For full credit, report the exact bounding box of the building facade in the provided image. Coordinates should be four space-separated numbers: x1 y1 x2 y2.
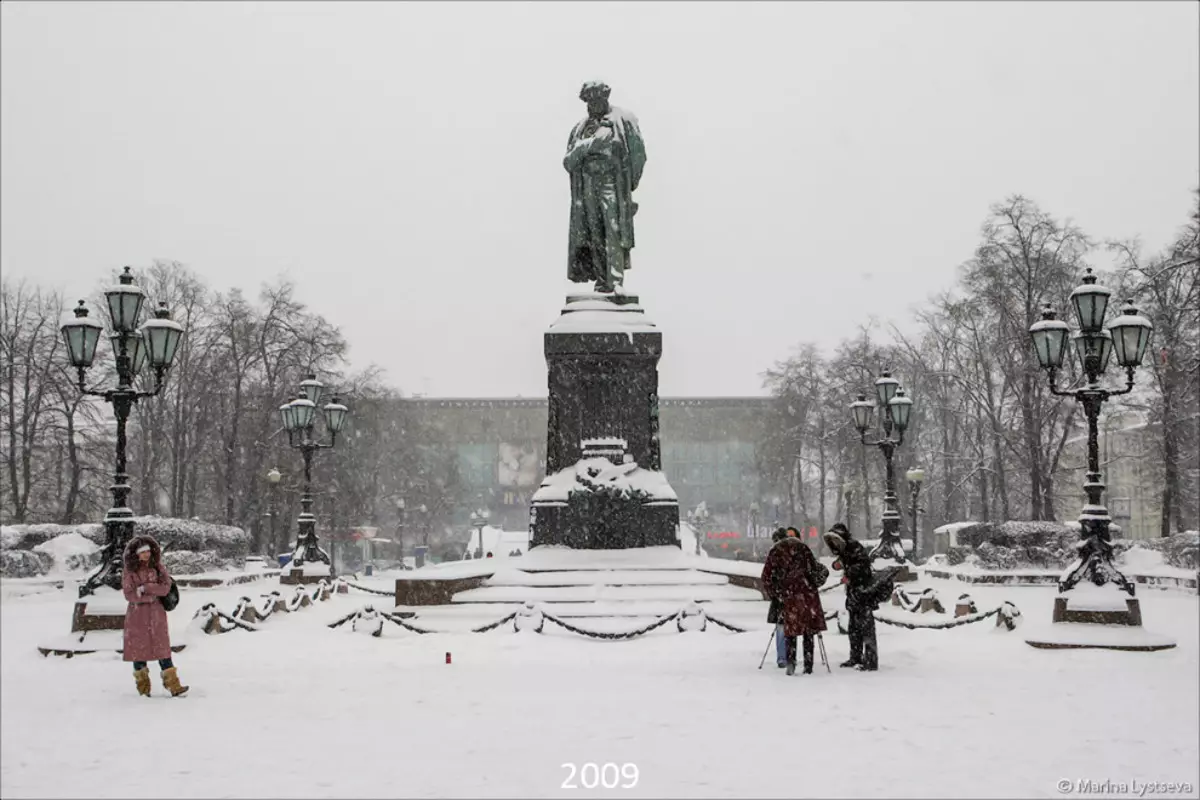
406 397 774 537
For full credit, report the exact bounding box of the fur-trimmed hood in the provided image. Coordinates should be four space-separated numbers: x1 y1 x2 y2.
123 534 163 571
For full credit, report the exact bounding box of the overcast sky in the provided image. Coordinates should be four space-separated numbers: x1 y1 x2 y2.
3 2 1197 397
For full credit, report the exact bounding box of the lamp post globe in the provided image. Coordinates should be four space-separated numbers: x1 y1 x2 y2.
855 370 915 575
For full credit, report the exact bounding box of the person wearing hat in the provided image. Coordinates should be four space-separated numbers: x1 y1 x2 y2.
762 527 828 675
824 523 881 671
122 535 188 696
765 528 789 667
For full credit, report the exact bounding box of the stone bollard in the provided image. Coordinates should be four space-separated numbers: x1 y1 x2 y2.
955 593 978 618
918 589 945 614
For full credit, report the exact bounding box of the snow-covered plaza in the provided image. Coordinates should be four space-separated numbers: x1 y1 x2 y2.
3 567 1197 799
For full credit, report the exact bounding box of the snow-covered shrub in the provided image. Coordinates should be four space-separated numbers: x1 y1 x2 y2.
1127 532 1200 571
0 550 53 578
161 550 243 575
0 523 106 551
131 516 249 558
33 532 102 572
946 546 972 566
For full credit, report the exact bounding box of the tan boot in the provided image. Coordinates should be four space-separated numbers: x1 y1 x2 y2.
134 667 151 697
161 666 189 697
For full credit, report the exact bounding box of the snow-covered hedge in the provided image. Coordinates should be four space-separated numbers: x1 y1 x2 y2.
941 521 1198 573
1 516 249 578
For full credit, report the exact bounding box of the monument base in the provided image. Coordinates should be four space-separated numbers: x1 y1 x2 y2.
533 292 680 550
1025 589 1176 651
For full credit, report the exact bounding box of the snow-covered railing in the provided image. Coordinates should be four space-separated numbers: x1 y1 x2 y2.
329 601 750 639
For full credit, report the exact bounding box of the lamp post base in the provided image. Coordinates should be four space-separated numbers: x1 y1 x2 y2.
1024 594 1176 652
280 565 334 585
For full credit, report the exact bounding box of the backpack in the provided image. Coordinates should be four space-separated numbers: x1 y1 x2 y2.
811 561 830 589
159 579 180 612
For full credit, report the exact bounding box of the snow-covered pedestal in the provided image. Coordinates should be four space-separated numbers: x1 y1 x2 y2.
1025 582 1177 652
280 560 334 586
531 293 679 549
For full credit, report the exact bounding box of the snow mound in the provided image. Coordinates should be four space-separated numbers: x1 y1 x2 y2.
32 533 102 573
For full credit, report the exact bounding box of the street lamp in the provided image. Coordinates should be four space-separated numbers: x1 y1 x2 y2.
1028 270 1153 600
770 496 782 528
265 467 281 558
278 372 348 579
395 498 407 569
850 368 915 567
60 267 185 600
905 466 925 561
687 503 711 556
749 501 761 541
470 508 490 558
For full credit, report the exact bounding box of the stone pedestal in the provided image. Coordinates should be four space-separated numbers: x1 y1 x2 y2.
1025 587 1176 651
531 293 679 549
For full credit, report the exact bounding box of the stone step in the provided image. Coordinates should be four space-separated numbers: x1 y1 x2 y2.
399 598 766 620
481 568 730 587
452 582 762 604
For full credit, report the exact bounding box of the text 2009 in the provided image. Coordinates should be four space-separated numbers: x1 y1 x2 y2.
561 763 639 789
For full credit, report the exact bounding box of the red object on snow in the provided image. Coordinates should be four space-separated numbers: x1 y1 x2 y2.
445 652 452 664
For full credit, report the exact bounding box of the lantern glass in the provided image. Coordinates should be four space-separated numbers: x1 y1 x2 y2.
1069 268 1112 332
905 467 925 485
141 303 184 369
850 393 875 433
874 372 900 407
1029 306 1070 370
292 398 317 430
1073 330 1113 375
60 301 104 368
888 389 914 431
110 332 147 375
300 374 324 405
104 267 147 334
267 467 281 484
279 401 297 431
1107 301 1153 368
323 397 348 434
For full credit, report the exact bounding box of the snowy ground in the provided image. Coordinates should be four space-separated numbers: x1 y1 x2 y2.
2 574 1198 799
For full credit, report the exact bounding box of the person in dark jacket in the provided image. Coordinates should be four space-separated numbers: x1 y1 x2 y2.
824 523 882 671
761 531 828 675
765 528 789 667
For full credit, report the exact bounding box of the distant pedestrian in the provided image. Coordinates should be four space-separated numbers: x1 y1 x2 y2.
486 552 494 559
761 529 828 675
122 535 188 697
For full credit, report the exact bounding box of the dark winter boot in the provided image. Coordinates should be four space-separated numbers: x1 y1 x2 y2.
784 636 798 676
839 659 859 668
161 666 189 697
802 635 815 675
134 667 151 697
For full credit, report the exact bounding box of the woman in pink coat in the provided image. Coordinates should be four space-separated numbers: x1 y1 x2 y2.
122 535 188 697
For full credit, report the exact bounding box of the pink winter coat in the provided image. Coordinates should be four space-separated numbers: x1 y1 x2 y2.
122 536 173 662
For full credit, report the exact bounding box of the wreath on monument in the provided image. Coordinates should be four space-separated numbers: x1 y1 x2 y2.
565 462 652 549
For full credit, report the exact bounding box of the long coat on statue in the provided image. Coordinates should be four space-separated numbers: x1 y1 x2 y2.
761 537 828 637
121 535 174 662
563 106 646 284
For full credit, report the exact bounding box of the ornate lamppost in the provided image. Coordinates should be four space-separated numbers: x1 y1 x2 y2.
277 373 348 583
905 466 925 562
395 498 407 569
265 467 282 559
1025 269 1170 648
850 370 915 580
470 507 489 558
59 267 185 615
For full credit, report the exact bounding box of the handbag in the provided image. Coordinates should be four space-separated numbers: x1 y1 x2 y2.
159 579 180 612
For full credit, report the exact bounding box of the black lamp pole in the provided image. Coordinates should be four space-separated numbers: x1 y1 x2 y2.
59 267 185 598
278 373 349 572
850 370 915 564
1028 270 1153 595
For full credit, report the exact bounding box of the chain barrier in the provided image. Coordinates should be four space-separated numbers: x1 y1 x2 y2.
341 580 396 597
873 601 1022 631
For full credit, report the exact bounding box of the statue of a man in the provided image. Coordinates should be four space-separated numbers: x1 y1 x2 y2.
564 81 646 294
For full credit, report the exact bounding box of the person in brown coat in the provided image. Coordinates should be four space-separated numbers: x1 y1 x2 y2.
761 534 828 675
122 535 188 697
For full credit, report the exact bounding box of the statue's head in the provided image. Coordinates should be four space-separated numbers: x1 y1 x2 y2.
579 81 611 118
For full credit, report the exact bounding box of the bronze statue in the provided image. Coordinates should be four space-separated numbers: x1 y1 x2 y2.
564 81 646 294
